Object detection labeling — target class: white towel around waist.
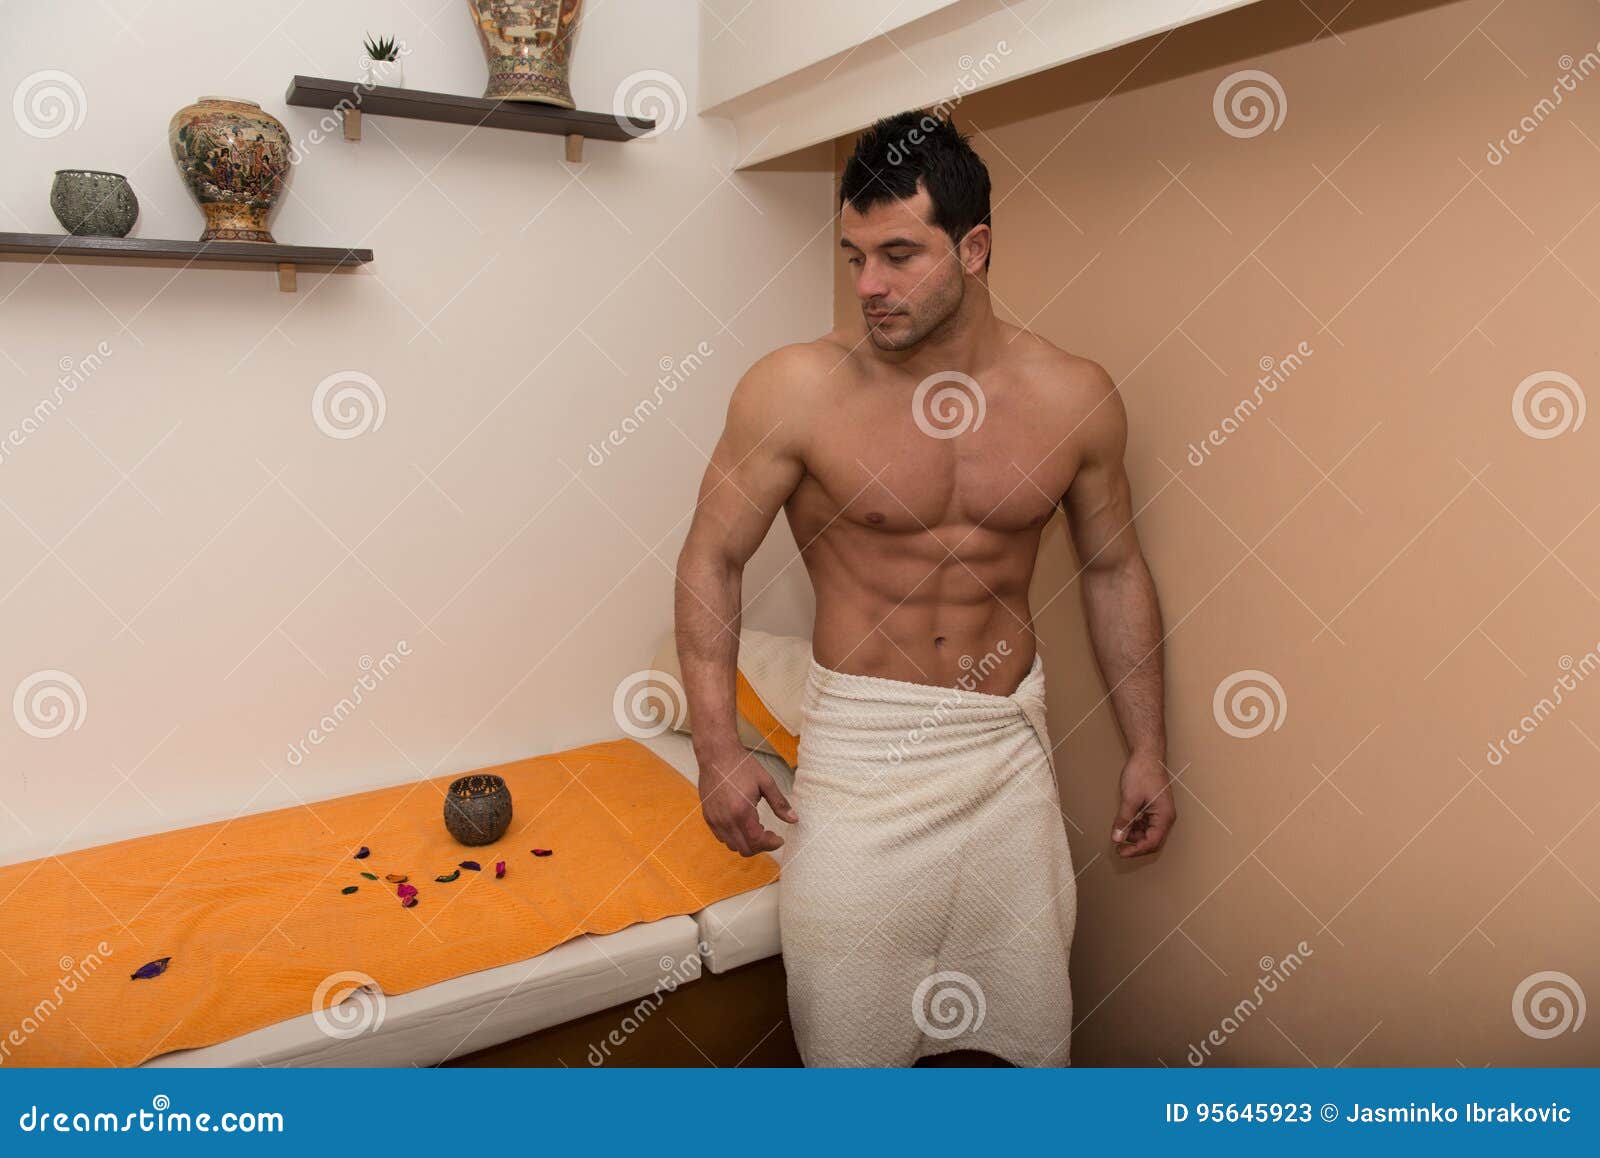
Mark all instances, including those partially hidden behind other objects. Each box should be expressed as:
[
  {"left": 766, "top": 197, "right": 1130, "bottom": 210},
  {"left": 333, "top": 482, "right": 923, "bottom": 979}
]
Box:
[{"left": 777, "top": 651, "right": 1078, "bottom": 1067}]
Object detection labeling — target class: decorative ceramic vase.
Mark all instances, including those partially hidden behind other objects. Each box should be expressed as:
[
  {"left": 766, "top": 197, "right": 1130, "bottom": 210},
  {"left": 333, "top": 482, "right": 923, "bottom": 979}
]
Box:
[
  {"left": 361, "top": 56, "right": 404, "bottom": 89},
  {"left": 468, "top": 0, "right": 582, "bottom": 107},
  {"left": 444, "top": 773, "right": 513, "bottom": 846},
  {"left": 50, "top": 170, "right": 138, "bottom": 237},
  {"left": 167, "top": 97, "right": 291, "bottom": 243}
]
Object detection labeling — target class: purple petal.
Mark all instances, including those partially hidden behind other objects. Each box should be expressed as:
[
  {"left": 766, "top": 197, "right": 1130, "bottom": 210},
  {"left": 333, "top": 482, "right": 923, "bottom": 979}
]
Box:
[
  {"left": 459, "top": 860, "right": 481, "bottom": 871},
  {"left": 131, "top": 956, "right": 171, "bottom": 980},
  {"left": 353, "top": 846, "right": 370, "bottom": 859}
]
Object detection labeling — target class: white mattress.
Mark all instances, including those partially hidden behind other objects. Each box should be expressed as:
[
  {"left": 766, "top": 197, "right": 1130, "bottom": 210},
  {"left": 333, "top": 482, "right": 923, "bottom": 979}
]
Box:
[{"left": 141, "top": 732, "right": 786, "bottom": 1067}]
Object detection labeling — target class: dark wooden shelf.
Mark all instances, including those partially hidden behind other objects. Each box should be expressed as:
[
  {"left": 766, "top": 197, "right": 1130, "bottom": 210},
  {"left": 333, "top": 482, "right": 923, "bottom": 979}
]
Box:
[
  {"left": 283, "top": 75, "right": 653, "bottom": 160},
  {"left": 0, "top": 232, "right": 372, "bottom": 292}
]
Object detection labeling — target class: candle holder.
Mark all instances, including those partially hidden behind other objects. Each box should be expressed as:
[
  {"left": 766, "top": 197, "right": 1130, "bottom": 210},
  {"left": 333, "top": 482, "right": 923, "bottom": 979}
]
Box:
[{"left": 444, "top": 773, "right": 512, "bottom": 845}]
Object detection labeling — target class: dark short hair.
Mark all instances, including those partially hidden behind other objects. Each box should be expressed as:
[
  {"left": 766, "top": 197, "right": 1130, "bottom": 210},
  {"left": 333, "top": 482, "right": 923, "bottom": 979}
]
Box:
[{"left": 839, "top": 110, "right": 992, "bottom": 272}]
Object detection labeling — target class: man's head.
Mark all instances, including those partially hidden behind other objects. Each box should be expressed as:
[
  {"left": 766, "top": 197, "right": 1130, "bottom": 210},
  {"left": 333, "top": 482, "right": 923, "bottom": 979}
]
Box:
[{"left": 839, "top": 110, "right": 992, "bottom": 351}]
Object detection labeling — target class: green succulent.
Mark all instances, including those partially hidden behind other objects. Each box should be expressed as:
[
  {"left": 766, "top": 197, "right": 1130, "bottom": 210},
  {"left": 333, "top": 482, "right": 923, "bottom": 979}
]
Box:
[{"left": 363, "top": 33, "right": 399, "bottom": 62}]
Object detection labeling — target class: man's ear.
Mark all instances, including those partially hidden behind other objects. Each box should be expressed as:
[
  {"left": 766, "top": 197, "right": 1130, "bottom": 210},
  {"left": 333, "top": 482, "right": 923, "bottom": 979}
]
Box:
[{"left": 958, "top": 224, "right": 991, "bottom": 275}]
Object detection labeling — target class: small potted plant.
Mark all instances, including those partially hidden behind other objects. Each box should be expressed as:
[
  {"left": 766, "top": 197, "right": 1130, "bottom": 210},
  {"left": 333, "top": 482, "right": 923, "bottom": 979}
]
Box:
[{"left": 360, "top": 33, "right": 403, "bottom": 89}]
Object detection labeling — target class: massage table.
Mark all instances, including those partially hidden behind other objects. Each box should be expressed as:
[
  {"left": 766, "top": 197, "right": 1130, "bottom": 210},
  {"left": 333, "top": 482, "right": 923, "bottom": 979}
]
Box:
[{"left": 139, "top": 733, "right": 792, "bottom": 1068}]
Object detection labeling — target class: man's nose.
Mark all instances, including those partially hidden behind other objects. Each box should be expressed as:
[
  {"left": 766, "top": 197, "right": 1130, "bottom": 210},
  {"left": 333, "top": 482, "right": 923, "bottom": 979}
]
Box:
[{"left": 856, "top": 265, "right": 890, "bottom": 301}]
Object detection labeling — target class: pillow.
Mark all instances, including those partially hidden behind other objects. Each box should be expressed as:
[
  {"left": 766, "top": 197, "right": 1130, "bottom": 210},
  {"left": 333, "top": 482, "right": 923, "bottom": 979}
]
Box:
[{"left": 647, "top": 629, "right": 805, "bottom": 767}]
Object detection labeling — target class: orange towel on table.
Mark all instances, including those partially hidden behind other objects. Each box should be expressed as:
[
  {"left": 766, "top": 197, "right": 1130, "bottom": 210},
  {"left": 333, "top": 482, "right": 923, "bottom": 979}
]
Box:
[{"left": 0, "top": 738, "right": 777, "bottom": 1067}]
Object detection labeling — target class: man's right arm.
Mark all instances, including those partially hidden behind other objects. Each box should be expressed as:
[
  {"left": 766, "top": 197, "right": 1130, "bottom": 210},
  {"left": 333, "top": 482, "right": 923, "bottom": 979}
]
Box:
[{"left": 674, "top": 349, "right": 808, "bottom": 856}]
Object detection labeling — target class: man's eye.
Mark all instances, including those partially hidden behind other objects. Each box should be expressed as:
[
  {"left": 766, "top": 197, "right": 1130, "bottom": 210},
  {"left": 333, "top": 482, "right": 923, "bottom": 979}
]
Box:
[{"left": 888, "top": 254, "right": 910, "bottom": 264}]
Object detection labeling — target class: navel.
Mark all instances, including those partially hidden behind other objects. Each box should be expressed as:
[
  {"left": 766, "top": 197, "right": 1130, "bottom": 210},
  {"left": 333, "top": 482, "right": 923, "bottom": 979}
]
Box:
[{"left": 934, "top": 636, "right": 946, "bottom": 648}]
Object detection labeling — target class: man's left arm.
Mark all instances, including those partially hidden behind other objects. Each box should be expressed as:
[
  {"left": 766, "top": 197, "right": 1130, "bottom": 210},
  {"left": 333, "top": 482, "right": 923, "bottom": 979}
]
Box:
[{"left": 1060, "top": 361, "right": 1176, "bottom": 858}]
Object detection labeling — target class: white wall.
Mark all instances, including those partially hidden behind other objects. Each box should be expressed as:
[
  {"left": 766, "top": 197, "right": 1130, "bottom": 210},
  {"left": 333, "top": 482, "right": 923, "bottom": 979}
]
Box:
[{"left": 0, "top": 0, "right": 823, "bottom": 863}]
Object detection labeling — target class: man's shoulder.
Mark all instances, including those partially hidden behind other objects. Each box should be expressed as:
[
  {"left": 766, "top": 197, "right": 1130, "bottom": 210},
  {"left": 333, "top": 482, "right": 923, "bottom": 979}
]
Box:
[
  {"left": 1002, "top": 324, "right": 1115, "bottom": 399},
  {"left": 1000, "top": 326, "right": 1126, "bottom": 459},
  {"left": 733, "top": 336, "right": 857, "bottom": 409}
]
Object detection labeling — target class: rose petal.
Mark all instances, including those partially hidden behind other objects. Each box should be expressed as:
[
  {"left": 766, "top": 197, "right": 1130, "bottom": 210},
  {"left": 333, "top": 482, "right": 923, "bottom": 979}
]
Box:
[
  {"left": 353, "top": 846, "right": 370, "bottom": 859},
  {"left": 531, "top": 848, "right": 553, "bottom": 857},
  {"left": 396, "top": 883, "right": 418, "bottom": 899},
  {"left": 341, "top": 885, "right": 359, "bottom": 895},
  {"left": 131, "top": 956, "right": 171, "bottom": 980},
  {"left": 494, "top": 861, "right": 506, "bottom": 878},
  {"left": 401, "top": 895, "right": 418, "bottom": 908},
  {"left": 434, "top": 869, "right": 461, "bottom": 883}
]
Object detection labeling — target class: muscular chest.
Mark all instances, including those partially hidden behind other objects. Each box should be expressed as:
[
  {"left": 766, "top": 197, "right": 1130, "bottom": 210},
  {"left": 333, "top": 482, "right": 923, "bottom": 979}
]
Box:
[{"left": 792, "top": 382, "right": 1076, "bottom": 535}]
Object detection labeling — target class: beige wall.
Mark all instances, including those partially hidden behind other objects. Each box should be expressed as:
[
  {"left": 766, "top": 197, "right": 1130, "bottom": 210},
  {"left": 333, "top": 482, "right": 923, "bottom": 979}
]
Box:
[
  {"left": 835, "top": 0, "right": 1600, "bottom": 1065},
  {"left": 0, "top": 0, "right": 822, "bottom": 863}
]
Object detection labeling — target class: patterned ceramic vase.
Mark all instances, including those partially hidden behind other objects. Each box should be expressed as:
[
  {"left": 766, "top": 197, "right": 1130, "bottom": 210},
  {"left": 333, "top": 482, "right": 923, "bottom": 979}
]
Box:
[
  {"left": 49, "top": 170, "right": 138, "bottom": 237},
  {"left": 167, "top": 97, "right": 291, "bottom": 243},
  {"left": 468, "top": 0, "right": 582, "bottom": 107}
]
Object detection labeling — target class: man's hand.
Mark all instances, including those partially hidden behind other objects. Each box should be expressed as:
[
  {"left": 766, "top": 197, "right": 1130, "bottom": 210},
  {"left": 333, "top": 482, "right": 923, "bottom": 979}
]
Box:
[
  {"left": 1110, "top": 752, "right": 1175, "bottom": 857},
  {"left": 698, "top": 747, "right": 798, "bottom": 857}
]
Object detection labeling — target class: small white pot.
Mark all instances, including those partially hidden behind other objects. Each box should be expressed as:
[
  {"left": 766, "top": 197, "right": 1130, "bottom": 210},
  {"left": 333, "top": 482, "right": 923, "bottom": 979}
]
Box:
[{"left": 362, "top": 57, "right": 404, "bottom": 89}]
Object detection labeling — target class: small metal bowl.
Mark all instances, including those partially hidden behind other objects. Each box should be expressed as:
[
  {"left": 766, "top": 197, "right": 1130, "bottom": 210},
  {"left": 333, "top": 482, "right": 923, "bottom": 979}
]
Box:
[
  {"left": 50, "top": 170, "right": 139, "bottom": 237},
  {"left": 444, "top": 773, "right": 513, "bottom": 846}
]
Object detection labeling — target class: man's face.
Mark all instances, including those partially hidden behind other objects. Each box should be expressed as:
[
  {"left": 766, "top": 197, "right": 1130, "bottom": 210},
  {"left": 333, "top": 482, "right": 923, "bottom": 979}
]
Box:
[{"left": 841, "top": 187, "right": 973, "bottom": 352}]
